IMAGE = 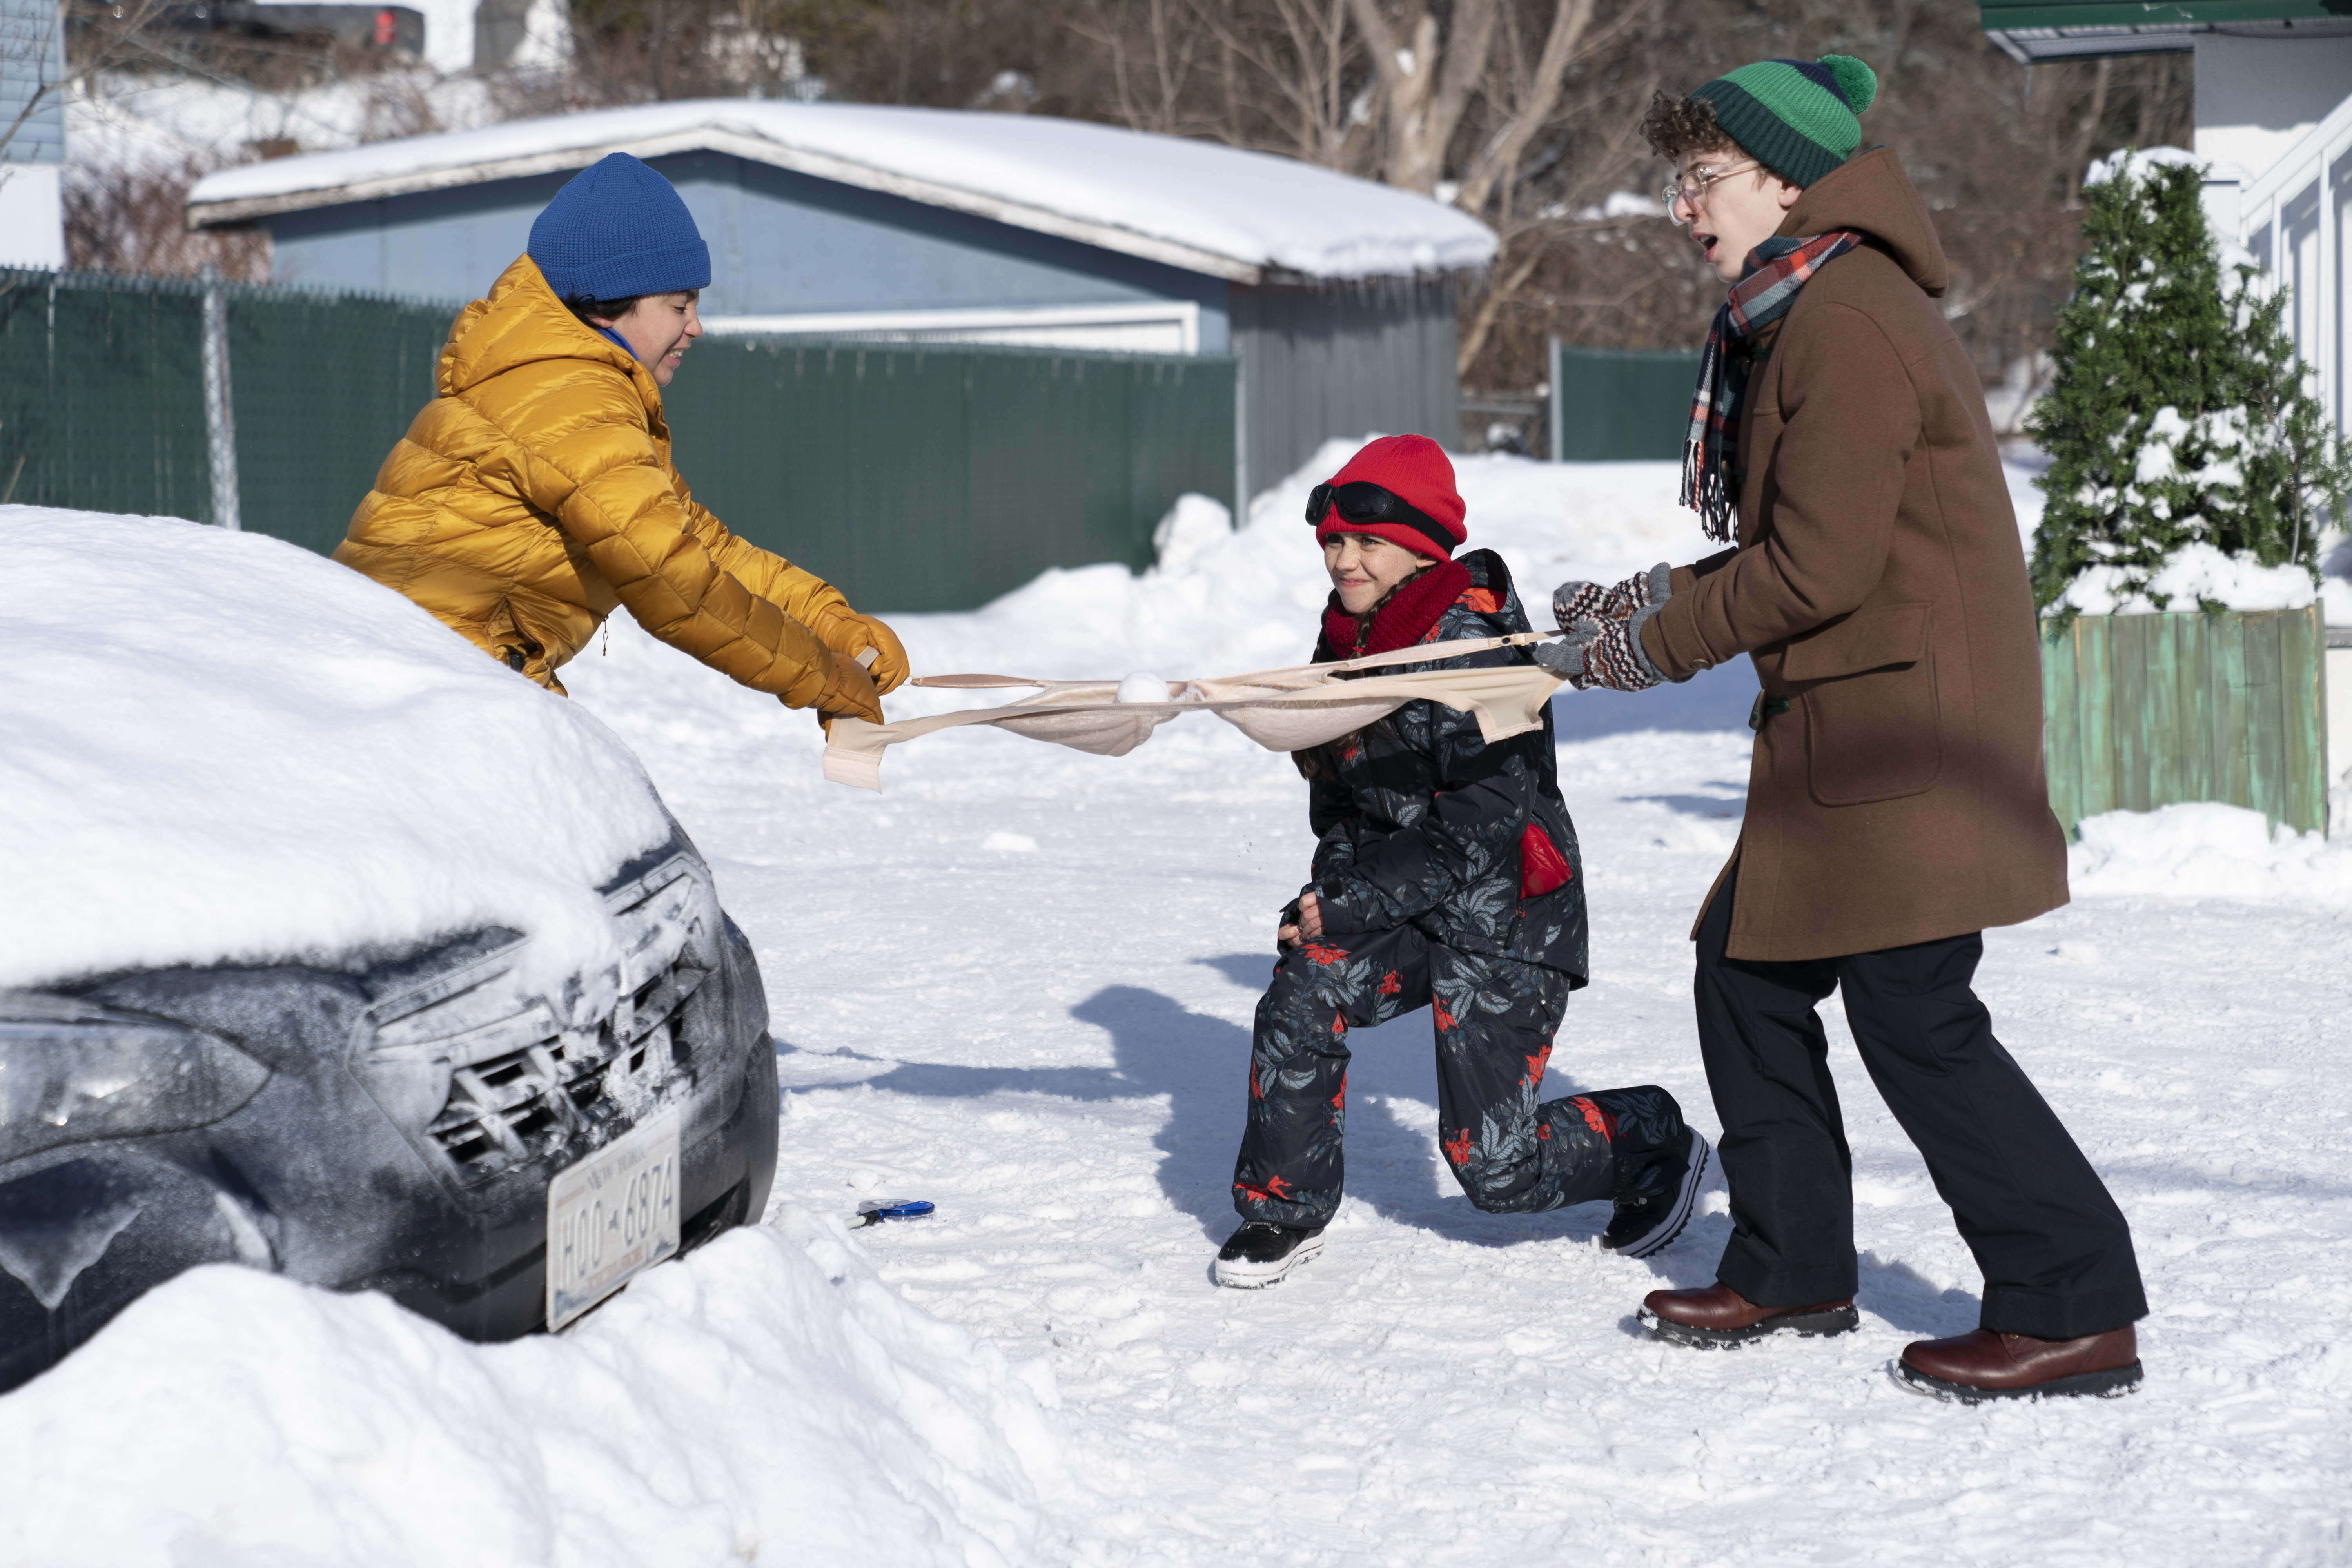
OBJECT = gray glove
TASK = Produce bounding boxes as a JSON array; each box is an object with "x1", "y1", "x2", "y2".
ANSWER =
[{"x1": 1535, "y1": 605, "x2": 1668, "y2": 692}]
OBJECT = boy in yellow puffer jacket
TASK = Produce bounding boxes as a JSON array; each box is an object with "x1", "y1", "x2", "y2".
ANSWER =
[{"x1": 336, "y1": 153, "x2": 900, "y2": 721}]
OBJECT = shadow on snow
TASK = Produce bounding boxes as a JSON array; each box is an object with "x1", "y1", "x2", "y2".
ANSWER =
[
  {"x1": 774, "y1": 961, "x2": 1720, "y2": 1286},
  {"x1": 1549, "y1": 660, "x2": 1754, "y2": 742}
]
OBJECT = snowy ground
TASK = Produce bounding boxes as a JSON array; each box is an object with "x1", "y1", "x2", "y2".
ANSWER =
[{"x1": 5, "y1": 454, "x2": 2349, "y2": 1564}]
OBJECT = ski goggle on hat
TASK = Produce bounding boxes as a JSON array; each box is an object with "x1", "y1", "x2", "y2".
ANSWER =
[{"x1": 1306, "y1": 481, "x2": 1459, "y2": 557}]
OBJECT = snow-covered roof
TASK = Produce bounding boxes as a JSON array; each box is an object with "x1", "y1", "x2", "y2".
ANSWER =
[{"x1": 183, "y1": 100, "x2": 1497, "y2": 284}]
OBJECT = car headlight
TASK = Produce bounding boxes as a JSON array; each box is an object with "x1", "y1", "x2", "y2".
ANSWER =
[{"x1": 0, "y1": 994, "x2": 270, "y2": 1166}]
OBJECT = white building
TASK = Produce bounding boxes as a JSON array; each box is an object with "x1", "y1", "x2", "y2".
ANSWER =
[
  {"x1": 1983, "y1": 3, "x2": 2352, "y2": 437},
  {"x1": 2220, "y1": 71, "x2": 2352, "y2": 446},
  {"x1": 0, "y1": 0, "x2": 65, "y2": 269}
]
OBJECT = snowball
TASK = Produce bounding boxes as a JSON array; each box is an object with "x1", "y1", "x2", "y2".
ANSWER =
[
  {"x1": 1116, "y1": 672, "x2": 1171, "y2": 704},
  {"x1": 981, "y1": 831, "x2": 1039, "y2": 853}
]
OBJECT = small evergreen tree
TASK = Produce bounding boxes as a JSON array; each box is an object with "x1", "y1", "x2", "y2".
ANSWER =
[{"x1": 2027, "y1": 149, "x2": 2352, "y2": 611}]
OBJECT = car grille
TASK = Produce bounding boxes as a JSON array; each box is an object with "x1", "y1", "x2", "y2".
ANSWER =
[{"x1": 358, "y1": 859, "x2": 718, "y2": 1187}]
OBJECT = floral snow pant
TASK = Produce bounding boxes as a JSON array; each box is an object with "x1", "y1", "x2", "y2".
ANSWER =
[{"x1": 1232, "y1": 923, "x2": 1622, "y2": 1230}]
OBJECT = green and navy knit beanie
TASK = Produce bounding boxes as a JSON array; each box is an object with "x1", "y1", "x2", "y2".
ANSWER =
[
  {"x1": 1690, "y1": 55, "x2": 1877, "y2": 189},
  {"x1": 528, "y1": 153, "x2": 712, "y2": 303}
]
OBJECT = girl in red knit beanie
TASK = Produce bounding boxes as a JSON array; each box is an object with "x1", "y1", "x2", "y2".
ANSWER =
[{"x1": 1214, "y1": 435, "x2": 1708, "y2": 1288}]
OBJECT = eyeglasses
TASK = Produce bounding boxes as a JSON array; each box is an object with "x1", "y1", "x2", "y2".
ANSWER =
[
  {"x1": 1662, "y1": 160, "x2": 1761, "y2": 227},
  {"x1": 1306, "y1": 481, "x2": 1455, "y2": 554}
]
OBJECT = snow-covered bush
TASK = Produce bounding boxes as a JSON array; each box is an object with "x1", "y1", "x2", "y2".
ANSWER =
[{"x1": 2026, "y1": 148, "x2": 2352, "y2": 615}]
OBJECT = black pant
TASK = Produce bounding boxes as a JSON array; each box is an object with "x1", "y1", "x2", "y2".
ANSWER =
[{"x1": 1696, "y1": 870, "x2": 2146, "y2": 1338}]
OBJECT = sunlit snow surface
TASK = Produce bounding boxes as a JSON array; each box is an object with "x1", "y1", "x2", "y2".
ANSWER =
[
  {"x1": 185, "y1": 101, "x2": 1499, "y2": 282},
  {"x1": 0, "y1": 508, "x2": 672, "y2": 994},
  {"x1": 6, "y1": 457, "x2": 2350, "y2": 1563}
]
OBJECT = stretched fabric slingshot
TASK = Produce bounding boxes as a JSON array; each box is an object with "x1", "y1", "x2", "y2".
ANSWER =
[{"x1": 821, "y1": 632, "x2": 1569, "y2": 791}]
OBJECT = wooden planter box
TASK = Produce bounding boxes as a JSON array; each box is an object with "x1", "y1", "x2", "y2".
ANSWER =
[{"x1": 2040, "y1": 604, "x2": 2329, "y2": 837}]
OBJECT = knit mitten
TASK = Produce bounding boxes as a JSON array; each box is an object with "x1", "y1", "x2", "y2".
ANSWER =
[
  {"x1": 1551, "y1": 578, "x2": 1613, "y2": 630},
  {"x1": 1551, "y1": 562, "x2": 1671, "y2": 631},
  {"x1": 1589, "y1": 608, "x2": 1668, "y2": 691},
  {"x1": 1610, "y1": 562, "x2": 1673, "y2": 616},
  {"x1": 1538, "y1": 608, "x2": 1667, "y2": 692}
]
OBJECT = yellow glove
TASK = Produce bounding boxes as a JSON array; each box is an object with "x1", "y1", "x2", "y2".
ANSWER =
[
  {"x1": 831, "y1": 612, "x2": 909, "y2": 693},
  {"x1": 812, "y1": 647, "x2": 884, "y2": 726}
]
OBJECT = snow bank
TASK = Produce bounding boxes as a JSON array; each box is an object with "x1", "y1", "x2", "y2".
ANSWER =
[
  {"x1": 2052, "y1": 541, "x2": 2320, "y2": 615},
  {"x1": 891, "y1": 446, "x2": 1716, "y2": 699},
  {"x1": 186, "y1": 100, "x2": 1498, "y2": 281},
  {"x1": 2070, "y1": 802, "x2": 2352, "y2": 906},
  {"x1": 0, "y1": 1210, "x2": 1066, "y2": 1566},
  {"x1": 1149, "y1": 491, "x2": 1234, "y2": 575},
  {"x1": 895, "y1": 445, "x2": 2050, "y2": 700},
  {"x1": 0, "y1": 507, "x2": 672, "y2": 991}
]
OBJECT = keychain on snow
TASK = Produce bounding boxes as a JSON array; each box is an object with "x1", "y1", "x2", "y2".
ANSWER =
[{"x1": 856, "y1": 1199, "x2": 935, "y2": 1227}]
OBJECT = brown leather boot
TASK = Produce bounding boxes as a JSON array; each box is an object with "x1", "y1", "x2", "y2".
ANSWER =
[
  {"x1": 1897, "y1": 1327, "x2": 2143, "y2": 1403},
  {"x1": 1638, "y1": 1282, "x2": 1860, "y2": 1348}
]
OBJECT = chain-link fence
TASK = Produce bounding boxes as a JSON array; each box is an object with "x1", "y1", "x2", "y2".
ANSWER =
[{"x1": 0, "y1": 269, "x2": 1239, "y2": 611}]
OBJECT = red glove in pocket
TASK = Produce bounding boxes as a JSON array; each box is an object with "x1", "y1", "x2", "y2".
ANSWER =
[{"x1": 1519, "y1": 823, "x2": 1573, "y2": 898}]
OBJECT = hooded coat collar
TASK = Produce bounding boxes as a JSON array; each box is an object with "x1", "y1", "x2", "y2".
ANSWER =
[
  {"x1": 437, "y1": 255, "x2": 670, "y2": 426},
  {"x1": 1774, "y1": 146, "x2": 1947, "y2": 298}
]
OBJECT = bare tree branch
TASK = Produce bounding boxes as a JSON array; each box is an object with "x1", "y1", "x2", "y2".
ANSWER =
[
  {"x1": 1452, "y1": 0, "x2": 1592, "y2": 217},
  {"x1": 1342, "y1": 0, "x2": 1494, "y2": 192},
  {"x1": 1, "y1": 0, "x2": 170, "y2": 183}
]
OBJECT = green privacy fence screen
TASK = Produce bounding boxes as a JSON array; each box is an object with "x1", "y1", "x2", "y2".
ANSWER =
[
  {"x1": 2041, "y1": 606, "x2": 2329, "y2": 837},
  {"x1": 0, "y1": 273, "x2": 212, "y2": 519},
  {"x1": 0, "y1": 270, "x2": 1238, "y2": 612},
  {"x1": 227, "y1": 288, "x2": 455, "y2": 555},
  {"x1": 664, "y1": 338, "x2": 1236, "y2": 613},
  {"x1": 1548, "y1": 341, "x2": 1702, "y2": 462},
  {"x1": 0, "y1": 269, "x2": 452, "y2": 540}
]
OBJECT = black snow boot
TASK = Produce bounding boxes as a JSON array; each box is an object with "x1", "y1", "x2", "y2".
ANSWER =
[
  {"x1": 1587, "y1": 1086, "x2": 1710, "y2": 1259},
  {"x1": 1214, "y1": 1221, "x2": 1325, "y2": 1289}
]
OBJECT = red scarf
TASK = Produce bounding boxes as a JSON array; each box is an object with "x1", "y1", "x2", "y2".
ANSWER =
[{"x1": 1321, "y1": 558, "x2": 1472, "y2": 661}]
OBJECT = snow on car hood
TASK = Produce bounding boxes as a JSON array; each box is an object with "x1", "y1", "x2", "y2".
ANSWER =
[{"x1": 0, "y1": 508, "x2": 675, "y2": 992}]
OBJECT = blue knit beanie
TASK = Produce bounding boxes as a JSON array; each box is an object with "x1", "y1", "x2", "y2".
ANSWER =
[{"x1": 528, "y1": 154, "x2": 711, "y2": 302}]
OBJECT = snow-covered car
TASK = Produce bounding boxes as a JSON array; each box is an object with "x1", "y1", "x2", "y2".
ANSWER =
[{"x1": 0, "y1": 508, "x2": 778, "y2": 1392}]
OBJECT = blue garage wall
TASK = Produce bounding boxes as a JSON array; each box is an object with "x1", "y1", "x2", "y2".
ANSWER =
[{"x1": 265, "y1": 151, "x2": 1230, "y2": 348}]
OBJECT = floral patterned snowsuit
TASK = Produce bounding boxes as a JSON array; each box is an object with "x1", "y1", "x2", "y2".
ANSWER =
[{"x1": 1232, "y1": 551, "x2": 1678, "y2": 1230}]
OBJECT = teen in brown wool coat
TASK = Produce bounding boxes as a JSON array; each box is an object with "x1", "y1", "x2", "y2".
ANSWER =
[
  {"x1": 1640, "y1": 144, "x2": 2068, "y2": 964},
  {"x1": 1539, "y1": 54, "x2": 2147, "y2": 1403}
]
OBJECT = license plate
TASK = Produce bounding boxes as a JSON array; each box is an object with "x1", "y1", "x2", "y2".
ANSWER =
[{"x1": 546, "y1": 1109, "x2": 680, "y2": 1331}]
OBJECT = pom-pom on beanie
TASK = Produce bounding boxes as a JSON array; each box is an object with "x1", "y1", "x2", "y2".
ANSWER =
[
  {"x1": 528, "y1": 154, "x2": 712, "y2": 303},
  {"x1": 1312, "y1": 434, "x2": 1467, "y2": 558},
  {"x1": 1690, "y1": 55, "x2": 1877, "y2": 189}
]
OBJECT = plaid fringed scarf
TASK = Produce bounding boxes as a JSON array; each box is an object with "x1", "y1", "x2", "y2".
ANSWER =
[{"x1": 1682, "y1": 230, "x2": 1865, "y2": 541}]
